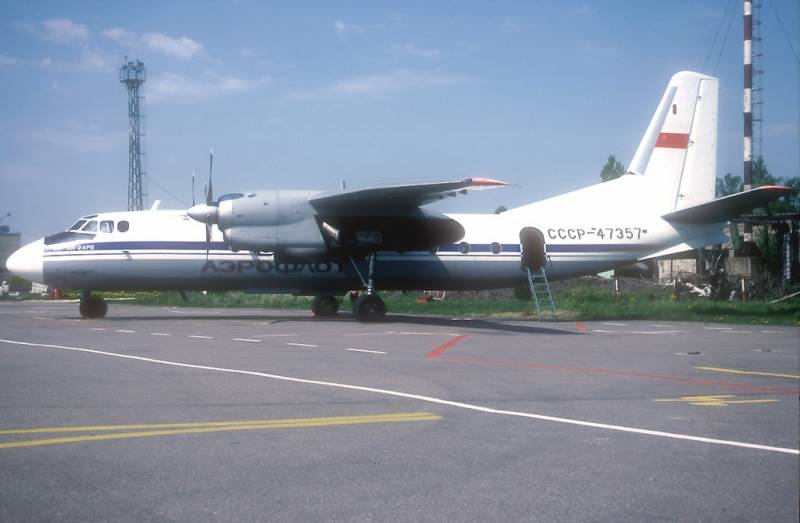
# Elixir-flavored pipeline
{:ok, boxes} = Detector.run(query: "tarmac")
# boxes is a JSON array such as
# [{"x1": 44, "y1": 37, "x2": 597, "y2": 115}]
[{"x1": 0, "y1": 300, "x2": 798, "y2": 522}]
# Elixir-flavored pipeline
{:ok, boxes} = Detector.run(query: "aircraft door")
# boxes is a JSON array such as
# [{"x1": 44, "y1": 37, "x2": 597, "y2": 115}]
[{"x1": 519, "y1": 227, "x2": 546, "y2": 271}]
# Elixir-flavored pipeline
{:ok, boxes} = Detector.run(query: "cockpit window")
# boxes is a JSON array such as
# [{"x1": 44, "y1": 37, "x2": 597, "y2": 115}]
[
  {"x1": 81, "y1": 221, "x2": 98, "y2": 232},
  {"x1": 99, "y1": 220, "x2": 115, "y2": 233},
  {"x1": 68, "y1": 220, "x2": 87, "y2": 231},
  {"x1": 117, "y1": 220, "x2": 130, "y2": 233},
  {"x1": 44, "y1": 231, "x2": 96, "y2": 245}
]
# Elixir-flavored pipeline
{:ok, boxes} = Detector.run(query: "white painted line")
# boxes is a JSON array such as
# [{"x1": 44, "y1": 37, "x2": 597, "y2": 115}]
[
  {"x1": 150, "y1": 333, "x2": 170, "y2": 336},
  {"x1": 34, "y1": 316, "x2": 47, "y2": 320},
  {"x1": 115, "y1": 330, "x2": 135, "y2": 334},
  {"x1": 286, "y1": 342, "x2": 318, "y2": 348},
  {"x1": 166, "y1": 309, "x2": 187, "y2": 314},
  {"x1": 188, "y1": 335, "x2": 213, "y2": 339},
  {"x1": 253, "y1": 334, "x2": 298, "y2": 338},
  {"x1": 344, "y1": 333, "x2": 389, "y2": 337},
  {"x1": 346, "y1": 348, "x2": 387, "y2": 355},
  {"x1": 1, "y1": 337, "x2": 796, "y2": 456},
  {"x1": 648, "y1": 324, "x2": 673, "y2": 328},
  {"x1": 233, "y1": 338, "x2": 260, "y2": 343},
  {"x1": 592, "y1": 329, "x2": 616, "y2": 334},
  {"x1": 720, "y1": 330, "x2": 752, "y2": 334},
  {"x1": 601, "y1": 322, "x2": 626, "y2": 326},
  {"x1": 761, "y1": 330, "x2": 782, "y2": 334},
  {"x1": 89, "y1": 328, "x2": 106, "y2": 331},
  {"x1": 704, "y1": 326, "x2": 734, "y2": 330},
  {"x1": 629, "y1": 331, "x2": 682, "y2": 335}
]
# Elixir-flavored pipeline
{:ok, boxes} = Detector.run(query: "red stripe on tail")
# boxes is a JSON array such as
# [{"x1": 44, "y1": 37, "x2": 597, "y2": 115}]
[{"x1": 655, "y1": 132, "x2": 690, "y2": 149}]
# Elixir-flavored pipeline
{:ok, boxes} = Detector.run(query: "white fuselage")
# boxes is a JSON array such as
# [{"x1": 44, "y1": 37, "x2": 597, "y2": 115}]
[{"x1": 9, "y1": 175, "x2": 726, "y2": 294}]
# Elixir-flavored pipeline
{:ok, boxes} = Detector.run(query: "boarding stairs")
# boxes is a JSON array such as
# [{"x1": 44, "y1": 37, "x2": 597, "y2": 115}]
[{"x1": 525, "y1": 266, "x2": 557, "y2": 321}]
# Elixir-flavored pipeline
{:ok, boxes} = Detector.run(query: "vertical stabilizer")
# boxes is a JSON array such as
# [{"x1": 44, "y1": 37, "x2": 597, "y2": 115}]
[{"x1": 628, "y1": 72, "x2": 718, "y2": 213}]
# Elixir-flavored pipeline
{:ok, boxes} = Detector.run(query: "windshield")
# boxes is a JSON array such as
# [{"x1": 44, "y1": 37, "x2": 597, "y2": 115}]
[
  {"x1": 81, "y1": 221, "x2": 98, "y2": 232},
  {"x1": 44, "y1": 231, "x2": 96, "y2": 245},
  {"x1": 68, "y1": 220, "x2": 87, "y2": 231}
]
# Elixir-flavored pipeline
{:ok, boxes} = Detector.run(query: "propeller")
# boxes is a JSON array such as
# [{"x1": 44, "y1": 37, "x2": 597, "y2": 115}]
[{"x1": 186, "y1": 149, "x2": 219, "y2": 260}]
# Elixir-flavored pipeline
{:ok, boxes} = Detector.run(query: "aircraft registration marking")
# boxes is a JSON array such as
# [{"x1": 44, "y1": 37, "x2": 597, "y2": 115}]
[{"x1": 547, "y1": 227, "x2": 648, "y2": 241}]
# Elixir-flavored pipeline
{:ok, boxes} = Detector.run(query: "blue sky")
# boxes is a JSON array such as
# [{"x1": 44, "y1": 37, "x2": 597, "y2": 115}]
[{"x1": 1, "y1": 1, "x2": 798, "y2": 242}]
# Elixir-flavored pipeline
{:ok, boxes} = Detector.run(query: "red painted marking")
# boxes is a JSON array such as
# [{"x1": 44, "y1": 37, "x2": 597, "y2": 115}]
[
  {"x1": 434, "y1": 354, "x2": 799, "y2": 395},
  {"x1": 655, "y1": 132, "x2": 690, "y2": 149},
  {"x1": 575, "y1": 321, "x2": 586, "y2": 332},
  {"x1": 426, "y1": 335, "x2": 467, "y2": 359},
  {"x1": 467, "y1": 177, "x2": 508, "y2": 187}
]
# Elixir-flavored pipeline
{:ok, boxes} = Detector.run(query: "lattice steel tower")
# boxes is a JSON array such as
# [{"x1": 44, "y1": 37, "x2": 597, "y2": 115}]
[{"x1": 119, "y1": 58, "x2": 146, "y2": 211}]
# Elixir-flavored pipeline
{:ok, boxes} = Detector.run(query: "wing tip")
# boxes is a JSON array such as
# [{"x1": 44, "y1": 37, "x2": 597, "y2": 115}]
[{"x1": 466, "y1": 177, "x2": 508, "y2": 187}]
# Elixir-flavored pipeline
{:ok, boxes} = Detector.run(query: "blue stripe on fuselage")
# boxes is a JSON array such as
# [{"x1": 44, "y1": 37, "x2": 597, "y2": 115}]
[{"x1": 45, "y1": 240, "x2": 653, "y2": 255}]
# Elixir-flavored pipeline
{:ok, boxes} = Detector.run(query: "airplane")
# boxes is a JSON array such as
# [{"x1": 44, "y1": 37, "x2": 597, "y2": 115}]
[{"x1": 6, "y1": 71, "x2": 792, "y2": 322}]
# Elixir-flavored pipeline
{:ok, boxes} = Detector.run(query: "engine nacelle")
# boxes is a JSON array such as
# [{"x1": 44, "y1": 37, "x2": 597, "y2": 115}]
[{"x1": 217, "y1": 190, "x2": 327, "y2": 254}]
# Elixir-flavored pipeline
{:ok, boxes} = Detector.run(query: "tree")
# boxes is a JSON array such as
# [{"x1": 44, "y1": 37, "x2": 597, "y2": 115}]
[
  {"x1": 715, "y1": 173, "x2": 742, "y2": 197},
  {"x1": 600, "y1": 155, "x2": 625, "y2": 182}
]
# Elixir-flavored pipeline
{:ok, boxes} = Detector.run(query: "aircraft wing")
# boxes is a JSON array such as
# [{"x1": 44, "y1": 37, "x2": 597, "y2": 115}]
[
  {"x1": 661, "y1": 185, "x2": 794, "y2": 224},
  {"x1": 308, "y1": 178, "x2": 507, "y2": 214}
]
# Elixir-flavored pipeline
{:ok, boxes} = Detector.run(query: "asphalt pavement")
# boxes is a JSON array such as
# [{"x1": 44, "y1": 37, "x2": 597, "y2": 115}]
[{"x1": 1, "y1": 301, "x2": 798, "y2": 522}]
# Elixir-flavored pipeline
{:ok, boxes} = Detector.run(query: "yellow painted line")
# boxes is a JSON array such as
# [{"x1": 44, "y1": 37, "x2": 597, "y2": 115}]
[
  {"x1": 0, "y1": 412, "x2": 441, "y2": 450},
  {"x1": 654, "y1": 395, "x2": 779, "y2": 407},
  {"x1": 694, "y1": 366, "x2": 799, "y2": 380}
]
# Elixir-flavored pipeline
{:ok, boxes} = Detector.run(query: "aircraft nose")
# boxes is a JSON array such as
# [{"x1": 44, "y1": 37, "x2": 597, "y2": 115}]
[{"x1": 6, "y1": 239, "x2": 45, "y2": 284}]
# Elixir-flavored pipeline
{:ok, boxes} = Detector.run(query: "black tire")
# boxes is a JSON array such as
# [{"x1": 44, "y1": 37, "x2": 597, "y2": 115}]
[
  {"x1": 79, "y1": 297, "x2": 107, "y2": 319},
  {"x1": 354, "y1": 294, "x2": 386, "y2": 322},
  {"x1": 311, "y1": 295, "x2": 339, "y2": 317}
]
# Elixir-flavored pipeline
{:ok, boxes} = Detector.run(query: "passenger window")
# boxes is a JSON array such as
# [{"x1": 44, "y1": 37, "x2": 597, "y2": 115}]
[
  {"x1": 117, "y1": 220, "x2": 130, "y2": 233},
  {"x1": 458, "y1": 242, "x2": 470, "y2": 254},
  {"x1": 81, "y1": 221, "x2": 98, "y2": 232},
  {"x1": 99, "y1": 220, "x2": 115, "y2": 233},
  {"x1": 68, "y1": 220, "x2": 87, "y2": 231}
]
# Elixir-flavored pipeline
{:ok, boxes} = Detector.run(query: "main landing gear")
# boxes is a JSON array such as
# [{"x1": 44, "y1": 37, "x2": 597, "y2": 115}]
[
  {"x1": 311, "y1": 295, "x2": 340, "y2": 317},
  {"x1": 310, "y1": 253, "x2": 386, "y2": 322},
  {"x1": 350, "y1": 252, "x2": 386, "y2": 322},
  {"x1": 79, "y1": 291, "x2": 107, "y2": 319}
]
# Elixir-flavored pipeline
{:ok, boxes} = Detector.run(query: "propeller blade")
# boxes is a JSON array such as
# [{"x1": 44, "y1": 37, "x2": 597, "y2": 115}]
[
  {"x1": 191, "y1": 172, "x2": 196, "y2": 207},
  {"x1": 206, "y1": 148, "x2": 214, "y2": 205}
]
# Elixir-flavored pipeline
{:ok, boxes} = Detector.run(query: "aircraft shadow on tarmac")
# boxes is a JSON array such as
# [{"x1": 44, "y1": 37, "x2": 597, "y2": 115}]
[{"x1": 65, "y1": 311, "x2": 576, "y2": 336}]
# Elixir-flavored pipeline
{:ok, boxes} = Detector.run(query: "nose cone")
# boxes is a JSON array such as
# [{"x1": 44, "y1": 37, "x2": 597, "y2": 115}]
[
  {"x1": 6, "y1": 239, "x2": 44, "y2": 284},
  {"x1": 187, "y1": 203, "x2": 218, "y2": 224}
]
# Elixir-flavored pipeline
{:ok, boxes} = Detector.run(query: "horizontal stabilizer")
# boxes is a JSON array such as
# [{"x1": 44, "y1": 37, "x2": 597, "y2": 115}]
[{"x1": 661, "y1": 186, "x2": 793, "y2": 224}]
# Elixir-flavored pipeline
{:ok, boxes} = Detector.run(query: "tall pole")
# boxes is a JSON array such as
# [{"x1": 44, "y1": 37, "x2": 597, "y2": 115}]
[
  {"x1": 743, "y1": 0, "x2": 753, "y2": 242},
  {"x1": 120, "y1": 58, "x2": 146, "y2": 211},
  {"x1": 743, "y1": 0, "x2": 753, "y2": 192}
]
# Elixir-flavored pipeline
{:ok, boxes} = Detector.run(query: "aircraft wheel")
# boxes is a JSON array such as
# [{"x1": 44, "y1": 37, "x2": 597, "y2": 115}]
[
  {"x1": 311, "y1": 295, "x2": 339, "y2": 317},
  {"x1": 79, "y1": 296, "x2": 108, "y2": 319},
  {"x1": 353, "y1": 294, "x2": 386, "y2": 322}
]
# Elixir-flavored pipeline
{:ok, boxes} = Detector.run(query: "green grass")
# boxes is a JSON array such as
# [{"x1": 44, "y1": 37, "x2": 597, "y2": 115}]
[
  {"x1": 100, "y1": 287, "x2": 800, "y2": 326},
  {"x1": 9, "y1": 286, "x2": 793, "y2": 325}
]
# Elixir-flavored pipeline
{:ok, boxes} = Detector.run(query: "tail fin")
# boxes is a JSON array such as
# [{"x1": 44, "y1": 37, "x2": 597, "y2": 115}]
[{"x1": 628, "y1": 71, "x2": 718, "y2": 213}]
